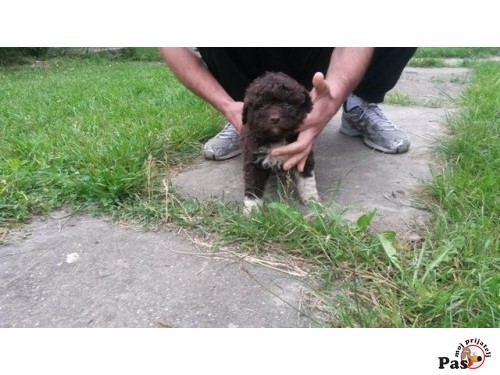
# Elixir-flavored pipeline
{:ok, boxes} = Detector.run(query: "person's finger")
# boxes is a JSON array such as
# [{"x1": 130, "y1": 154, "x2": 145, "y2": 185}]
[
  {"x1": 271, "y1": 140, "x2": 306, "y2": 157},
  {"x1": 272, "y1": 141, "x2": 309, "y2": 171},
  {"x1": 300, "y1": 157, "x2": 308, "y2": 172},
  {"x1": 312, "y1": 72, "x2": 327, "y2": 96},
  {"x1": 283, "y1": 149, "x2": 309, "y2": 172},
  {"x1": 296, "y1": 156, "x2": 307, "y2": 173}
]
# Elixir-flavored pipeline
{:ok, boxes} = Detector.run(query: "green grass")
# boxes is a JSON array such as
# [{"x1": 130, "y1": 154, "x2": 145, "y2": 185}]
[
  {"x1": 419, "y1": 62, "x2": 500, "y2": 326},
  {"x1": 0, "y1": 53, "x2": 221, "y2": 224},
  {"x1": 410, "y1": 47, "x2": 500, "y2": 67},
  {"x1": 0, "y1": 48, "x2": 163, "y2": 66},
  {"x1": 414, "y1": 47, "x2": 500, "y2": 59},
  {"x1": 384, "y1": 92, "x2": 420, "y2": 106},
  {"x1": 1, "y1": 48, "x2": 498, "y2": 327}
]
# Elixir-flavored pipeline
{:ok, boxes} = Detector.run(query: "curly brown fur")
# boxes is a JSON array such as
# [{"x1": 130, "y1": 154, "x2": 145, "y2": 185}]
[{"x1": 240, "y1": 72, "x2": 319, "y2": 212}]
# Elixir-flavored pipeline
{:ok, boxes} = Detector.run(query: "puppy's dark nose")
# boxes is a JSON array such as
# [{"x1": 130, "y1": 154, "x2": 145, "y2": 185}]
[{"x1": 270, "y1": 115, "x2": 280, "y2": 124}]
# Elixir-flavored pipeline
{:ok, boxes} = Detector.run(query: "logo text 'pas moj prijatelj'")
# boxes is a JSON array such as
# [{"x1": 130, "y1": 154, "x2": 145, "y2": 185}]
[{"x1": 438, "y1": 338, "x2": 492, "y2": 370}]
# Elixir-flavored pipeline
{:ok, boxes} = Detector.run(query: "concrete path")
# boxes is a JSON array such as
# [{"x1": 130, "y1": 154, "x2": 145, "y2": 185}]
[
  {"x1": 173, "y1": 67, "x2": 469, "y2": 234},
  {"x1": 0, "y1": 211, "x2": 316, "y2": 327},
  {"x1": 0, "y1": 66, "x2": 469, "y2": 327}
]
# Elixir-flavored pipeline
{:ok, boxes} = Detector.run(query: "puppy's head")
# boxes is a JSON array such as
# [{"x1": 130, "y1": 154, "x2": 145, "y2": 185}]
[{"x1": 242, "y1": 72, "x2": 312, "y2": 141}]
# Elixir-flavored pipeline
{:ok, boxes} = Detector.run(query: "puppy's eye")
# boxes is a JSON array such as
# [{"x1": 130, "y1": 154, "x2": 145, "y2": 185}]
[{"x1": 284, "y1": 103, "x2": 293, "y2": 108}]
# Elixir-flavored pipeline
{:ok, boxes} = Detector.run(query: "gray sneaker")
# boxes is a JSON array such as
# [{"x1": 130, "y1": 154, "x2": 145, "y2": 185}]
[
  {"x1": 203, "y1": 122, "x2": 241, "y2": 160},
  {"x1": 340, "y1": 103, "x2": 410, "y2": 153}
]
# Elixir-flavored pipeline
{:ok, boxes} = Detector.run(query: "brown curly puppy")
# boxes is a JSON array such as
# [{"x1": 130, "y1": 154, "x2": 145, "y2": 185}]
[{"x1": 241, "y1": 71, "x2": 319, "y2": 213}]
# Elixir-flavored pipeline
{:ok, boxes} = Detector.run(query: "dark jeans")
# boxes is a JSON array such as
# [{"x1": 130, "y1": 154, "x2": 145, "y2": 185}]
[{"x1": 197, "y1": 47, "x2": 417, "y2": 103}]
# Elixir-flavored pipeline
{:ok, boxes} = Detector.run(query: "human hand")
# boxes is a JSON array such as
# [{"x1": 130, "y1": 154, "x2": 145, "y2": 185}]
[
  {"x1": 298, "y1": 72, "x2": 335, "y2": 132},
  {"x1": 271, "y1": 72, "x2": 337, "y2": 172},
  {"x1": 272, "y1": 126, "x2": 319, "y2": 172},
  {"x1": 223, "y1": 101, "x2": 245, "y2": 133}
]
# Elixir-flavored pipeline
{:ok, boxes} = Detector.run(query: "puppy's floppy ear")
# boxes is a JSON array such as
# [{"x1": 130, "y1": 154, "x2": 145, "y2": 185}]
[
  {"x1": 242, "y1": 101, "x2": 255, "y2": 126},
  {"x1": 242, "y1": 103, "x2": 249, "y2": 125},
  {"x1": 302, "y1": 89, "x2": 313, "y2": 113}
]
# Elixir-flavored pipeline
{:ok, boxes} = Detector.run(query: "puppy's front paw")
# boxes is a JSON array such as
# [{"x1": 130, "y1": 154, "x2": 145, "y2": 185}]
[
  {"x1": 243, "y1": 196, "x2": 263, "y2": 214},
  {"x1": 253, "y1": 145, "x2": 288, "y2": 171}
]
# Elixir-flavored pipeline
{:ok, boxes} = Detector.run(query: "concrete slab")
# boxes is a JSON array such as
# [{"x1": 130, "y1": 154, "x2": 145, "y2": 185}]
[
  {"x1": 172, "y1": 106, "x2": 448, "y2": 234},
  {"x1": 390, "y1": 67, "x2": 469, "y2": 106},
  {"x1": 0, "y1": 212, "x2": 316, "y2": 327},
  {"x1": 315, "y1": 105, "x2": 447, "y2": 232},
  {"x1": 172, "y1": 67, "x2": 469, "y2": 235}
]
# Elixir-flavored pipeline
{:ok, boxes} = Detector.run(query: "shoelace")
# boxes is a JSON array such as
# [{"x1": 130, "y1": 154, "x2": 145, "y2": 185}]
[
  {"x1": 362, "y1": 104, "x2": 398, "y2": 131},
  {"x1": 217, "y1": 124, "x2": 238, "y2": 139}
]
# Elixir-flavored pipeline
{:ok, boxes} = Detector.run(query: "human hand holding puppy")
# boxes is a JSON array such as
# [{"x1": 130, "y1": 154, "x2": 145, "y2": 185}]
[
  {"x1": 272, "y1": 47, "x2": 374, "y2": 172},
  {"x1": 271, "y1": 72, "x2": 336, "y2": 172},
  {"x1": 229, "y1": 72, "x2": 333, "y2": 136}
]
